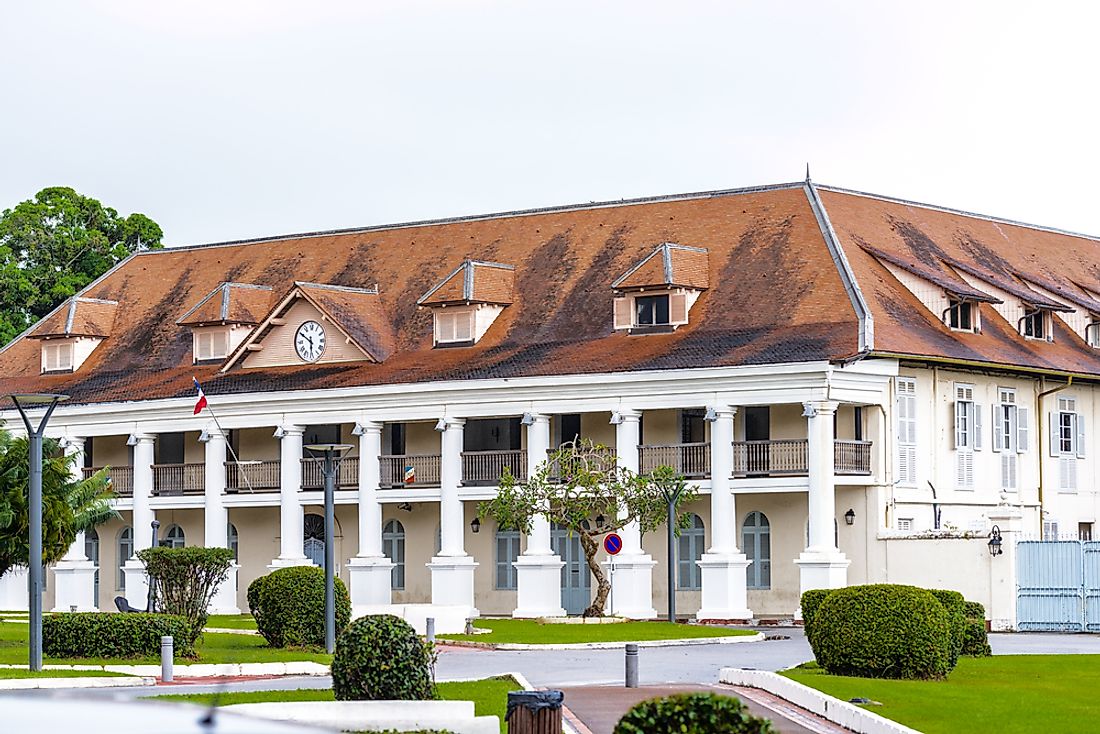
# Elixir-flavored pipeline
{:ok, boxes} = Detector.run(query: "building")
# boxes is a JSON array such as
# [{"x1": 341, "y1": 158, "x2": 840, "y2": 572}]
[{"x1": 0, "y1": 176, "x2": 1095, "y2": 628}]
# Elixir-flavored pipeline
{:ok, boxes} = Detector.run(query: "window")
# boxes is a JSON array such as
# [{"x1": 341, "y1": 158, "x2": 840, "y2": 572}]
[
  {"x1": 1053, "y1": 397, "x2": 1083, "y2": 492},
  {"x1": 162, "y1": 524, "x2": 186, "y2": 548},
  {"x1": 742, "y1": 512, "x2": 771, "y2": 590},
  {"x1": 85, "y1": 528, "x2": 100, "y2": 604},
  {"x1": 383, "y1": 520, "x2": 405, "y2": 590},
  {"x1": 304, "y1": 513, "x2": 325, "y2": 566},
  {"x1": 634, "y1": 295, "x2": 670, "y2": 326},
  {"x1": 227, "y1": 523, "x2": 239, "y2": 562},
  {"x1": 953, "y1": 383, "x2": 981, "y2": 489},
  {"x1": 42, "y1": 341, "x2": 74, "y2": 373},
  {"x1": 896, "y1": 378, "x2": 917, "y2": 486},
  {"x1": 1088, "y1": 322, "x2": 1100, "y2": 348},
  {"x1": 434, "y1": 308, "x2": 474, "y2": 344},
  {"x1": 897, "y1": 518, "x2": 914, "y2": 532},
  {"x1": 194, "y1": 329, "x2": 230, "y2": 362},
  {"x1": 1043, "y1": 520, "x2": 1060, "y2": 540},
  {"x1": 495, "y1": 527, "x2": 521, "y2": 590},
  {"x1": 117, "y1": 526, "x2": 133, "y2": 590},
  {"x1": 994, "y1": 388, "x2": 1027, "y2": 491},
  {"x1": 1022, "y1": 309, "x2": 1047, "y2": 339},
  {"x1": 946, "y1": 299, "x2": 974, "y2": 330},
  {"x1": 677, "y1": 514, "x2": 705, "y2": 590},
  {"x1": 1080, "y1": 522, "x2": 1094, "y2": 542}
]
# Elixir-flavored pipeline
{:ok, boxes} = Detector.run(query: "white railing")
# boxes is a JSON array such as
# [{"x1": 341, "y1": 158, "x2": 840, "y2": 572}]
[
  {"x1": 461, "y1": 450, "x2": 526, "y2": 486},
  {"x1": 638, "y1": 443, "x2": 710, "y2": 478},
  {"x1": 301, "y1": 456, "x2": 360, "y2": 490},
  {"x1": 151, "y1": 463, "x2": 205, "y2": 496},
  {"x1": 225, "y1": 460, "x2": 281, "y2": 492},
  {"x1": 379, "y1": 454, "x2": 442, "y2": 487}
]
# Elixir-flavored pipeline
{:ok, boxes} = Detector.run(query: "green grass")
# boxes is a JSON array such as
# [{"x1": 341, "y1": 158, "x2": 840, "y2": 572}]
[
  {"x1": 0, "y1": 622, "x2": 329, "y2": 666},
  {"x1": 784, "y1": 656, "x2": 1100, "y2": 734},
  {"x1": 440, "y1": 618, "x2": 752, "y2": 645},
  {"x1": 205, "y1": 614, "x2": 257, "y2": 630},
  {"x1": 0, "y1": 668, "x2": 130, "y2": 678},
  {"x1": 152, "y1": 676, "x2": 519, "y2": 734}
]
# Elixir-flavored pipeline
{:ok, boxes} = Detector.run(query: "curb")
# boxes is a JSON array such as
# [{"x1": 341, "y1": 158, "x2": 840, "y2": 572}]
[
  {"x1": 719, "y1": 668, "x2": 920, "y2": 734},
  {"x1": 441, "y1": 632, "x2": 764, "y2": 651},
  {"x1": 0, "y1": 676, "x2": 157, "y2": 690},
  {"x1": 0, "y1": 661, "x2": 330, "y2": 678},
  {"x1": 204, "y1": 627, "x2": 260, "y2": 636}
]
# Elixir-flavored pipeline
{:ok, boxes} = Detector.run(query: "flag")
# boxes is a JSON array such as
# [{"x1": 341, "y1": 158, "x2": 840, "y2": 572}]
[{"x1": 193, "y1": 377, "x2": 208, "y2": 415}]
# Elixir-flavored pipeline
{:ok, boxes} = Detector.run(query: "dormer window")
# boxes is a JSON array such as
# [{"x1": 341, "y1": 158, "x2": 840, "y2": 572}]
[
  {"x1": 635, "y1": 294, "x2": 670, "y2": 326},
  {"x1": 612, "y1": 243, "x2": 708, "y2": 333},
  {"x1": 1087, "y1": 321, "x2": 1100, "y2": 348},
  {"x1": 1021, "y1": 309, "x2": 1049, "y2": 340},
  {"x1": 42, "y1": 340, "x2": 75, "y2": 373},
  {"x1": 945, "y1": 299, "x2": 978, "y2": 332},
  {"x1": 194, "y1": 328, "x2": 230, "y2": 361},
  {"x1": 27, "y1": 296, "x2": 117, "y2": 374},
  {"x1": 434, "y1": 307, "x2": 475, "y2": 345},
  {"x1": 417, "y1": 260, "x2": 514, "y2": 348},
  {"x1": 177, "y1": 283, "x2": 274, "y2": 365}
]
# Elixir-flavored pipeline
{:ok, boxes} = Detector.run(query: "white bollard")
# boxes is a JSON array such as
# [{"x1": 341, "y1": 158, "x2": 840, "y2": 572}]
[
  {"x1": 426, "y1": 617, "x2": 436, "y2": 643},
  {"x1": 161, "y1": 635, "x2": 173, "y2": 682}
]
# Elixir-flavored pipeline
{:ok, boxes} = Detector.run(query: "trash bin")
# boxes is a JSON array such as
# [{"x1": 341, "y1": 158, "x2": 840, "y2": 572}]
[{"x1": 506, "y1": 690, "x2": 564, "y2": 734}]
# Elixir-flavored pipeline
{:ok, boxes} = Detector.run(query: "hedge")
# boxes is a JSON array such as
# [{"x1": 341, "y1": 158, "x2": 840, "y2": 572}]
[
  {"x1": 138, "y1": 546, "x2": 235, "y2": 633},
  {"x1": 613, "y1": 692, "x2": 775, "y2": 734},
  {"x1": 799, "y1": 589, "x2": 834, "y2": 647},
  {"x1": 962, "y1": 600, "x2": 992, "y2": 657},
  {"x1": 332, "y1": 615, "x2": 435, "y2": 701},
  {"x1": 43, "y1": 612, "x2": 196, "y2": 658},
  {"x1": 927, "y1": 589, "x2": 966, "y2": 669},
  {"x1": 248, "y1": 565, "x2": 351, "y2": 648},
  {"x1": 811, "y1": 584, "x2": 952, "y2": 680}
]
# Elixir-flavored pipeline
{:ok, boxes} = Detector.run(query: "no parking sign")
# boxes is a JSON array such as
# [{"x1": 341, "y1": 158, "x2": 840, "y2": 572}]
[{"x1": 603, "y1": 532, "x2": 623, "y2": 555}]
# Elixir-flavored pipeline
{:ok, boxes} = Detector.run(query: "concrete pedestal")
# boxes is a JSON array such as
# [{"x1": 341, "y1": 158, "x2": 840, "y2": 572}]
[
  {"x1": 512, "y1": 554, "x2": 566, "y2": 618},
  {"x1": 428, "y1": 555, "x2": 479, "y2": 618},
  {"x1": 123, "y1": 559, "x2": 151, "y2": 610},
  {"x1": 208, "y1": 563, "x2": 240, "y2": 615},
  {"x1": 267, "y1": 556, "x2": 313, "y2": 572},
  {"x1": 604, "y1": 554, "x2": 657, "y2": 619},
  {"x1": 51, "y1": 559, "x2": 98, "y2": 612},
  {"x1": 0, "y1": 567, "x2": 28, "y2": 611},
  {"x1": 348, "y1": 555, "x2": 395, "y2": 607},
  {"x1": 695, "y1": 552, "x2": 753, "y2": 622},
  {"x1": 794, "y1": 549, "x2": 850, "y2": 617}
]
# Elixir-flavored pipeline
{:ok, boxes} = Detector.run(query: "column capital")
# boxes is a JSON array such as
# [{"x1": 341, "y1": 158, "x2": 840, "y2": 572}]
[
  {"x1": 352, "y1": 421, "x2": 384, "y2": 436},
  {"x1": 521, "y1": 412, "x2": 551, "y2": 426},
  {"x1": 704, "y1": 406, "x2": 738, "y2": 422},
  {"x1": 802, "y1": 400, "x2": 839, "y2": 418},
  {"x1": 199, "y1": 426, "x2": 228, "y2": 442},
  {"x1": 435, "y1": 416, "x2": 466, "y2": 432},
  {"x1": 59, "y1": 436, "x2": 86, "y2": 451},
  {"x1": 127, "y1": 433, "x2": 156, "y2": 446},
  {"x1": 274, "y1": 424, "x2": 304, "y2": 438},
  {"x1": 610, "y1": 409, "x2": 642, "y2": 425}
]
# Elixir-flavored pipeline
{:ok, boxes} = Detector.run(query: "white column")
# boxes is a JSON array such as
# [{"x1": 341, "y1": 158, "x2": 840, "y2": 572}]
[
  {"x1": 53, "y1": 437, "x2": 98, "y2": 612},
  {"x1": 201, "y1": 427, "x2": 239, "y2": 613},
  {"x1": 270, "y1": 425, "x2": 310, "y2": 568},
  {"x1": 124, "y1": 433, "x2": 156, "y2": 608},
  {"x1": 428, "y1": 417, "x2": 478, "y2": 617},
  {"x1": 348, "y1": 421, "x2": 394, "y2": 610},
  {"x1": 606, "y1": 409, "x2": 657, "y2": 619},
  {"x1": 696, "y1": 407, "x2": 752, "y2": 621},
  {"x1": 795, "y1": 400, "x2": 849, "y2": 611},
  {"x1": 987, "y1": 507, "x2": 1022, "y2": 631},
  {"x1": 513, "y1": 413, "x2": 565, "y2": 618}
]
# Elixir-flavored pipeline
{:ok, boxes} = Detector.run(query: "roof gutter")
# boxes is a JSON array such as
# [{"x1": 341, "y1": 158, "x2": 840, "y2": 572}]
[
  {"x1": 869, "y1": 350, "x2": 1099, "y2": 383},
  {"x1": 804, "y1": 179, "x2": 874, "y2": 353}
]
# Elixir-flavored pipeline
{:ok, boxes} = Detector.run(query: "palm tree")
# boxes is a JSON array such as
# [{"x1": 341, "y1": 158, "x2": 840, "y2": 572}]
[{"x1": 0, "y1": 430, "x2": 116, "y2": 579}]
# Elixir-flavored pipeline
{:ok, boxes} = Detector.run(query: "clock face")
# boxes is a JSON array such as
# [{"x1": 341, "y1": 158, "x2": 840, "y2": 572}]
[{"x1": 295, "y1": 320, "x2": 326, "y2": 362}]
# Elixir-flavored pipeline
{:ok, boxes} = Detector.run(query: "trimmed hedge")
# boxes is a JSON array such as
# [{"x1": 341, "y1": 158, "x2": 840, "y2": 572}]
[
  {"x1": 332, "y1": 615, "x2": 435, "y2": 701},
  {"x1": 138, "y1": 546, "x2": 235, "y2": 633},
  {"x1": 811, "y1": 584, "x2": 952, "y2": 680},
  {"x1": 43, "y1": 612, "x2": 196, "y2": 658},
  {"x1": 613, "y1": 692, "x2": 775, "y2": 734},
  {"x1": 928, "y1": 589, "x2": 966, "y2": 668},
  {"x1": 962, "y1": 600, "x2": 992, "y2": 657},
  {"x1": 248, "y1": 565, "x2": 351, "y2": 648},
  {"x1": 799, "y1": 589, "x2": 834, "y2": 647}
]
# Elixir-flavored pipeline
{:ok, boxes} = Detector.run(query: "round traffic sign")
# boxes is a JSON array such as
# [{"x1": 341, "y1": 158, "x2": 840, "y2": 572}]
[{"x1": 603, "y1": 532, "x2": 623, "y2": 556}]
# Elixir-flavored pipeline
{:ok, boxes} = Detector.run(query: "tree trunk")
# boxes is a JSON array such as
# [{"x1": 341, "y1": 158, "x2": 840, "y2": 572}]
[{"x1": 580, "y1": 532, "x2": 610, "y2": 617}]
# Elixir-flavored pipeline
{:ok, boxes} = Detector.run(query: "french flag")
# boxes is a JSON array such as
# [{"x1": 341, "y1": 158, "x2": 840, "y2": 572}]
[{"x1": 192, "y1": 377, "x2": 208, "y2": 415}]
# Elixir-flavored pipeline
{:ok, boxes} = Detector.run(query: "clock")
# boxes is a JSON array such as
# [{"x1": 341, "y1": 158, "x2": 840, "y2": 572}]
[{"x1": 294, "y1": 320, "x2": 326, "y2": 362}]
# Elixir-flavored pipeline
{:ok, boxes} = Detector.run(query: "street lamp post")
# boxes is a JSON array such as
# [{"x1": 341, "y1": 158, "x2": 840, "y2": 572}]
[
  {"x1": 304, "y1": 442, "x2": 353, "y2": 654},
  {"x1": 10, "y1": 393, "x2": 69, "y2": 671}
]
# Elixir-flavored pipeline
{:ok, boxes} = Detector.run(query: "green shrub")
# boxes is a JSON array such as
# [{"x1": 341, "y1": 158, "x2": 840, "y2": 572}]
[
  {"x1": 43, "y1": 612, "x2": 196, "y2": 658},
  {"x1": 811, "y1": 584, "x2": 952, "y2": 680},
  {"x1": 138, "y1": 546, "x2": 235, "y2": 633},
  {"x1": 962, "y1": 600, "x2": 991, "y2": 657},
  {"x1": 613, "y1": 692, "x2": 775, "y2": 734},
  {"x1": 963, "y1": 600, "x2": 986, "y2": 620},
  {"x1": 927, "y1": 588, "x2": 966, "y2": 669},
  {"x1": 332, "y1": 615, "x2": 434, "y2": 701},
  {"x1": 799, "y1": 589, "x2": 834, "y2": 647},
  {"x1": 250, "y1": 565, "x2": 351, "y2": 648}
]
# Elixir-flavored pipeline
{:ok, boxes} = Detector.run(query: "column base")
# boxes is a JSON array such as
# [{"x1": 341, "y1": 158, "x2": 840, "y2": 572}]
[
  {"x1": 348, "y1": 555, "x2": 395, "y2": 607},
  {"x1": 0, "y1": 567, "x2": 28, "y2": 611},
  {"x1": 52, "y1": 559, "x2": 98, "y2": 612},
  {"x1": 267, "y1": 556, "x2": 313, "y2": 571},
  {"x1": 123, "y1": 559, "x2": 151, "y2": 610},
  {"x1": 794, "y1": 549, "x2": 850, "y2": 617},
  {"x1": 604, "y1": 554, "x2": 657, "y2": 619},
  {"x1": 428, "y1": 555, "x2": 479, "y2": 618},
  {"x1": 208, "y1": 563, "x2": 240, "y2": 615},
  {"x1": 695, "y1": 552, "x2": 753, "y2": 622},
  {"x1": 512, "y1": 553, "x2": 566, "y2": 619}
]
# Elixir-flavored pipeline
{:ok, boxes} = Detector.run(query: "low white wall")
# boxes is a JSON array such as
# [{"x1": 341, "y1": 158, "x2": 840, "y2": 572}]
[
  {"x1": 354, "y1": 603, "x2": 470, "y2": 634},
  {"x1": 222, "y1": 700, "x2": 498, "y2": 734}
]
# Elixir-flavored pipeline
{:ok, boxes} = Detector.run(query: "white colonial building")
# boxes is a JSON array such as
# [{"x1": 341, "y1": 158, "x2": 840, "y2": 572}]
[{"x1": 2, "y1": 177, "x2": 1097, "y2": 630}]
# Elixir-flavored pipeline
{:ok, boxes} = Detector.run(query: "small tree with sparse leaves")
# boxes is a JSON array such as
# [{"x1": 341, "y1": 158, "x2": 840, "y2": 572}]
[{"x1": 479, "y1": 439, "x2": 698, "y2": 617}]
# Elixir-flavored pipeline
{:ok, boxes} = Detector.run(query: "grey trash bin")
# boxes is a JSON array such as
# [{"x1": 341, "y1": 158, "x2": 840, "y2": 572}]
[{"x1": 506, "y1": 690, "x2": 564, "y2": 734}]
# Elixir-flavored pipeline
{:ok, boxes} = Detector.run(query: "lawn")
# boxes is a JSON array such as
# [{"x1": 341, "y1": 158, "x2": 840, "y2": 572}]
[
  {"x1": 439, "y1": 618, "x2": 753, "y2": 644},
  {"x1": 205, "y1": 614, "x2": 257, "y2": 630},
  {"x1": 0, "y1": 621, "x2": 329, "y2": 666},
  {"x1": 153, "y1": 675, "x2": 519, "y2": 734},
  {"x1": 784, "y1": 656, "x2": 1100, "y2": 734}
]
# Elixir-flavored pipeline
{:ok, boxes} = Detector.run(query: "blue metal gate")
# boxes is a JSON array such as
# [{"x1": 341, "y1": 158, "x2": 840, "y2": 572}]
[{"x1": 1017, "y1": 540, "x2": 1100, "y2": 632}]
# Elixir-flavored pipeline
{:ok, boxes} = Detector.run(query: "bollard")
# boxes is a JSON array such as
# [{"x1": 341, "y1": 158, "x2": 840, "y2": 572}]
[
  {"x1": 625, "y1": 643, "x2": 638, "y2": 688},
  {"x1": 160, "y1": 635, "x2": 173, "y2": 682},
  {"x1": 426, "y1": 617, "x2": 436, "y2": 643}
]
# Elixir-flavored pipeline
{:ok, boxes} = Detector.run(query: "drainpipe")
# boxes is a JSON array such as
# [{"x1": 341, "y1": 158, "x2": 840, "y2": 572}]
[{"x1": 1036, "y1": 376, "x2": 1073, "y2": 536}]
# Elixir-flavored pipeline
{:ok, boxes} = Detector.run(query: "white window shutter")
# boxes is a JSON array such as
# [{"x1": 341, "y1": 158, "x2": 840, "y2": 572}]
[
  {"x1": 1061, "y1": 456, "x2": 1077, "y2": 491},
  {"x1": 1050, "y1": 412, "x2": 1060, "y2": 457},
  {"x1": 669, "y1": 293, "x2": 688, "y2": 325},
  {"x1": 613, "y1": 297, "x2": 632, "y2": 329},
  {"x1": 455, "y1": 311, "x2": 473, "y2": 341},
  {"x1": 953, "y1": 401, "x2": 965, "y2": 449},
  {"x1": 991, "y1": 405, "x2": 1002, "y2": 452},
  {"x1": 1076, "y1": 413, "x2": 1086, "y2": 459},
  {"x1": 973, "y1": 403, "x2": 982, "y2": 451},
  {"x1": 956, "y1": 450, "x2": 973, "y2": 488},
  {"x1": 1017, "y1": 407, "x2": 1029, "y2": 453}
]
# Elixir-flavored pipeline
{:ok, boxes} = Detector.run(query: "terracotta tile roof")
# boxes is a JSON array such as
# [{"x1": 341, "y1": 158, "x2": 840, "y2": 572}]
[
  {"x1": 612, "y1": 243, "x2": 710, "y2": 291},
  {"x1": 417, "y1": 260, "x2": 515, "y2": 306},
  {"x1": 28, "y1": 298, "x2": 118, "y2": 339},
  {"x1": 176, "y1": 283, "x2": 274, "y2": 326},
  {"x1": 942, "y1": 259, "x2": 1072, "y2": 312},
  {"x1": 856, "y1": 242, "x2": 999, "y2": 303}
]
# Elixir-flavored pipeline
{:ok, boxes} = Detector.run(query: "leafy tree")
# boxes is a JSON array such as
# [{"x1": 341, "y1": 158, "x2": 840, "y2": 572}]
[
  {"x1": 479, "y1": 439, "x2": 698, "y2": 617},
  {"x1": 0, "y1": 187, "x2": 163, "y2": 344},
  {"x1": 137, "y1": 546, "x2": 235, "y2": 633},
  {"x1": 0, "y1": 430, "x2": 117, "y2": 579}
]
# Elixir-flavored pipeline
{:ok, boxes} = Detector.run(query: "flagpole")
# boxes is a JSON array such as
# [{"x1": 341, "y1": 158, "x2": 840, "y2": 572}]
[{"x1": 195, "y1": 377, "x2": 255, "y2": 493}]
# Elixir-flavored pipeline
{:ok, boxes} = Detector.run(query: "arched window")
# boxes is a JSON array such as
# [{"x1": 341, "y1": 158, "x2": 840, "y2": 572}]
[
  {"x1": 743, "y1": 511, "x2": 771, "y2": 590},
  {"x1": 85, "y1": 529, "x2": 100, "y2": 604},
  {"x1": 227, "y1": 523, "x2": 239, "y2": 562},
  {"x1": 495, "y1": 527, "x2": 521, "y2": 590},
  {"x1": 383, "y1": 520, "x2": 405, "y2": 590},
  {"x1": 117, "y1": 526, "x2": 133, "y2": 591},
  {"x1": 164, "y1": 524, "x2": 186, "y2": 548},
  {"x1": 304, "y1": 513, "x2": 325, "y2": 566},
  {"x1": 676, "y1": 513, "x2": 705, "y2": 590}
]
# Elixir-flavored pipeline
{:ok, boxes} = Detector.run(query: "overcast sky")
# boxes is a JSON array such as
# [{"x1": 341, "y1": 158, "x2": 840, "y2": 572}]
[{"x1": 2, "y1": 2, "x2": 1099, "y2": 246}]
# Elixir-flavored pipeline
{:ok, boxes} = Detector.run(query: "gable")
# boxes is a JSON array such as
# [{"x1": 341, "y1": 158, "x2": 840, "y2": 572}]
[{"x1": 241, "y1": 297, "x2": 370, "y2": 369}]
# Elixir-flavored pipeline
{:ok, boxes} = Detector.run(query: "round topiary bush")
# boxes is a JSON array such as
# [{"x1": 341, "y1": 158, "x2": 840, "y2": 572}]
[
  {"x1": 799, "y1": 588, "x2": 834, "y2": 648},
  {"x1": 962, "y1": 600, "x2": 991, "y2": 657},
  {"x1": 812, "y1": 584, "x2": 952, "y2": 680},
  {"x1": 332, "y1": 614, "x2": 434, "y2": 701},
  {"x1": 250, "y1": 565, "x2": 351, "y2": 648},
  {"x1": 613, "y1": 693, "x2": 775, "y2": 734}
]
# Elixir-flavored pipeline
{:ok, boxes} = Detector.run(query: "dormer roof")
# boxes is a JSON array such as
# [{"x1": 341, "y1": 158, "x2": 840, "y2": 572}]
[
  {"x1": 946, "y1": 259, "x2": 1074, "y2": 312},
  {"x1": 177, "y1": 282, "x2": 274, "y2": 327},
  {"x1": 612, "y1": 243, "x2": 709, "y2": 291},
  {"x1": 28, "y1": 297, "x2": 118, "y2": 339},
  {"x1": 417, "y1": 260, "x2": 515, "y2": 307},
  {"x1": 859, "y1": 243, "x2": 1000, "y2": 303},
  {"x1": 1020, "y1": 274, "x2": 1100, "y2": 317}
]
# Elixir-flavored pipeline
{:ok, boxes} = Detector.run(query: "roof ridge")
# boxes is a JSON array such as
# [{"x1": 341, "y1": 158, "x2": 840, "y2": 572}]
[{"x1": 294, "y1": 281, "x2": 379, "y2": 295}]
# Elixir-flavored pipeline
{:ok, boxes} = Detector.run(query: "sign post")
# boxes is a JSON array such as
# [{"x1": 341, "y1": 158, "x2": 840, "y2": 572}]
[{"x1": 604, "y1": 533, "x2": 622, "y2": 616}]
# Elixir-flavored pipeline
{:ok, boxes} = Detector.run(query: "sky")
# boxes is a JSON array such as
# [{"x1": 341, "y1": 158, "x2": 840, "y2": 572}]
[{"x1": 2, "y1": 2, "x2": 1099, "y2": 246}]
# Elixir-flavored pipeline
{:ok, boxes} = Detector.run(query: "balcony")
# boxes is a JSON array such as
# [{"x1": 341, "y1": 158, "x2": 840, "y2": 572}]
[
  {"x1": 461, "y1": 450, "x2": 526, "y2": 486},
  {"x1": 83, "y1": 466, "x2": 133, "y2": 497},
  {"x1": 151, "y1": 463, "x2": 205, "y2": 496},
  {"x1": 731, "y1": 439, "x2": 872, "y2": 477},
  {"x1": 225, "y1": 460, "x2": 281, "y2": 493},
  {"x1": 639, "y1": 443, "x2": 710, "y2": 478},
  {"x1": 380, "y1": 454, "x2": 442, "y2": 488},
  {"x1": 301, "y1": 456, "x2": 359, "y2": 490}
]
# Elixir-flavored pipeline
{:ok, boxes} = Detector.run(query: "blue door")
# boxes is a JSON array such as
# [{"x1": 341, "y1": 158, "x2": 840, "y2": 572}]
[{"x1": 552, "y1": 523, "x2": 591, "y2": 615}]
